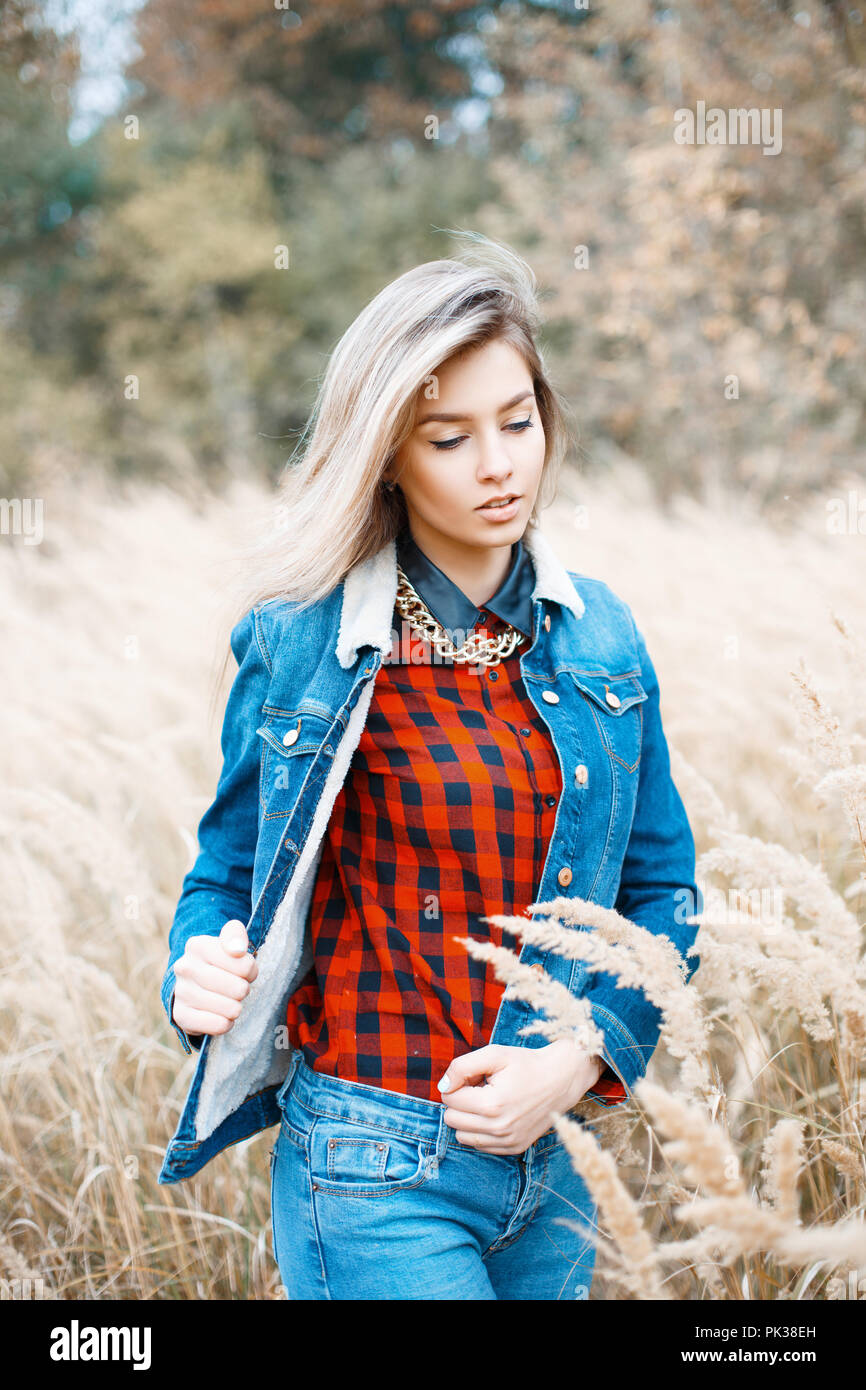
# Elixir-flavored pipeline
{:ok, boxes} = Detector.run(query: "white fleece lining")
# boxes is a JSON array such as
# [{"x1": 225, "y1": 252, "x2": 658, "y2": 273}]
[
  {"x1": 192, "y1": 525, "x2": 585, "y2": 1142},
  {"x1": 336, "y1": 536, "x2": 399, "y2": 669},
  {"x1": 194, "y1": 672, "x2": 380, "y2": 1140}
]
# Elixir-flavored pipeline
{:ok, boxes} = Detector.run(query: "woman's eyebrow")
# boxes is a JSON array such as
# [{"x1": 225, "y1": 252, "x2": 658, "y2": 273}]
[{"x1": 416, "y1": 389, "x2": 535, "y2": 426}]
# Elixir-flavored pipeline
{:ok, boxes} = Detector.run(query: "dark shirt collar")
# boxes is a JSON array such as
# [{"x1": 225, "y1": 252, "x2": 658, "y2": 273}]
[{"x1": 395, "y1": 524, "x2": 536, "y2": 641}]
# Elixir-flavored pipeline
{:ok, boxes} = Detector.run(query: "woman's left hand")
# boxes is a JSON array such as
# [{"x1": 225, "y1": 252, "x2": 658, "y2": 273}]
[{"x1": 437, "y1": 1042, "x2": 606, "y2": 1155}]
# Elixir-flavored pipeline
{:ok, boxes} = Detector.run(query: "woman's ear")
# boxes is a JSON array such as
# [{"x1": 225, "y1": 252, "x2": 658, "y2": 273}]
[{"x1": 381, "y1": 451, "x2": 397, "y2": 490}]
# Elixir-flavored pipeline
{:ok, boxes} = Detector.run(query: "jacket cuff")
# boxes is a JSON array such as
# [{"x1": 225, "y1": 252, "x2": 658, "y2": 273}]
[
  {"x1": 582, "y1": 1002, "x2": 645, "y2": 1108},
  {"x1": 161, "y1": 966, "x2": 203, "y2": 1056},
  {"x1": 585, "y1": 1062, "x2": 628, "y2": 1107}
]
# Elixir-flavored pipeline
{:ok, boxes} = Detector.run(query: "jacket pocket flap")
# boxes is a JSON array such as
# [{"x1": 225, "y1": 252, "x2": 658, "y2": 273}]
[
  {"x1": 256, "y1": 709, "x2": 335, "y2": 757},
  {"x1": 568, "y1": 670, "x2": 647, "y2": 715}
]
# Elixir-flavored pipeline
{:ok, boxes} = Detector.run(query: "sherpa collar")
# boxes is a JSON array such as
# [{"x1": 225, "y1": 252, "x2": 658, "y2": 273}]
[{"x1": 335, "y1": 523, "x2": 585, "y2": 670}]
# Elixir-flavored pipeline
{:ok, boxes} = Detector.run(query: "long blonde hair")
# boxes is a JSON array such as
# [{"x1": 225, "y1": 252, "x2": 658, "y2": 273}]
[{"x1": 213, "y1": 231, "x2": 576, "y2": 709}]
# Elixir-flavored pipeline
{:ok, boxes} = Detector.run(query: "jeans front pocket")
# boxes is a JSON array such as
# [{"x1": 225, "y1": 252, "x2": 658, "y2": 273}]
[{"x1": 309, "y1": 1117, "x2": 433, "y2": 1198}]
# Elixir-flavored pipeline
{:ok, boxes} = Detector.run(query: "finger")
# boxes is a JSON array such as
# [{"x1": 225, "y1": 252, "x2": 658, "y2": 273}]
[
  {"x1": 175, "y1": 979, "x2": 245, "y2": 1021},
  {"x1": 438, "y1": 1045, "x2": 507, "y2": 1095},
  {"x1": 440, "y1": 1085, "x2": 500, "y2": 1117},
  {"x1": 219, "y1": 919, "x2": 250, "y2": 956},
  {"x1": 454, "y1": 1131, "x2": 516, "y2": 1155},
  {"x1": 444, "y1": 1107, "x2": 504, "y2": 1135},
  {"x1": 189, "y1": 935, "x2": 257, "y2": 980},
  {"x1": 219, "y1": 920, "x2": 249, "y2": 955},
  {"x1": 173, "y1": 1005, "x2": 236, "y2": 1037},
  {"x1": 177, "y1": 957, "x2": 252, "y2": 1002}
]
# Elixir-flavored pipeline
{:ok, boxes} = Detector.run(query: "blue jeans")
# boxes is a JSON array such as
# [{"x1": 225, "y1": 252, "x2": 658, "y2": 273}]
[{"x1": 269, "y1": 1053, "x2": 599, "y2": 1300}]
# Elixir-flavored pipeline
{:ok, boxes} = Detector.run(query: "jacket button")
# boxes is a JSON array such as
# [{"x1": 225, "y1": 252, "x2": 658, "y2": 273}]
[
  {"x1": 283, "y1": 725, "x2": 300, "y2": 746},
  {"x1": 574, "y1": 764, "x2": 588, "y2": 786},
  {"x1": 557, "y1": 866, "x2": 573, "y2": 887},
  {"x1": 541, "y1": 690, "x2": 559, "y2": 704},
  {"x1": 605, "y1": 689, "x2": 621, "y2": 708},
  {"x1": 543, "y1": 614, "x2": 551, "y2": 631}
]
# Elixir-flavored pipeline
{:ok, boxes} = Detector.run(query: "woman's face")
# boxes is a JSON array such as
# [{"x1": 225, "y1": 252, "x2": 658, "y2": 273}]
[{"x1": 388, "y1": 336, "x2": 546, "y2": 553}]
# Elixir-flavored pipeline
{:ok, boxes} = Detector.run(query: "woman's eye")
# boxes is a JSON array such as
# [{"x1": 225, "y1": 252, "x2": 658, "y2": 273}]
[
  {"x1": 430, "y1": 418, "x2": 534, "y2": 452},
  {"x1": 431, "y1": 435, "x2": 466, "y2": 452}
]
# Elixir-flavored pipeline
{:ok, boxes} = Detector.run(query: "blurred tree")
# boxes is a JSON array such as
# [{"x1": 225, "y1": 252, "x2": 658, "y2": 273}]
[
  {"x1": 474, "y1": 0, "x2": 866, "y2": 509},
  {"x1": 126, "y1": 0, "x2": 589, "y2": 179},
  {"x1": 0, "y1": 1, "x2": 109, "y2": 490},
  {"x1": 1, "y1": 0, "x2": 506, "y2": 488},
  {"x1": 0, "y1": 0, "x2": 101, "y2": 348},
  {"x1": 80, "y1": 118, "x2": 497, "y2": 483},
  {"x1": 128, "y1": 0, "x2": 482, "y2": 184},
  {"x1": 0, "y1": 1, "x2": 82, "y2": 261}
]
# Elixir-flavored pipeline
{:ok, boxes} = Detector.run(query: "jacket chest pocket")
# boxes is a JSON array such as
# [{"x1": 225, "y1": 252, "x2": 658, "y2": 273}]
[
  {"x1": 256, "y1": 708, "x2": 337, "y2": 821},
  {"x1": 567, "y1": 671, "x2": 647, "y2": 774}
]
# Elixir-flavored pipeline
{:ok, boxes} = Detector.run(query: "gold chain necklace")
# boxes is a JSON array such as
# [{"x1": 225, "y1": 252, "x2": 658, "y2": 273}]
[{"x1": 395, "y1": 564, "x2": 526, "y2": 668}]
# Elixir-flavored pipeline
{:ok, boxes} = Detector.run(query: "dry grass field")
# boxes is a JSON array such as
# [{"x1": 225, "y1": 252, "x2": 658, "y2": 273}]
[{"x1": 2, "y1": 463, "x2": 864, "y2": 1300}]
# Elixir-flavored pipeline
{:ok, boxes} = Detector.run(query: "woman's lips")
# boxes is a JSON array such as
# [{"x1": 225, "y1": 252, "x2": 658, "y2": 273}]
[{"x1": 476, "y1": 495, "x2": 522, "y2": 521}]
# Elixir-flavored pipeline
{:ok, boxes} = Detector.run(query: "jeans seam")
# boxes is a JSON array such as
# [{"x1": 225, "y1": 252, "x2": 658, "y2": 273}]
[
  {"x1": 305, "y1": 1146, "x2": 333, "y2": 1300},
  {"x1": 279, "y1": 1112, "x2": 308, "y2": 1151},
  {"x1": 269, "y1": 1141, "x2": 281, "y2": 1276},
  {"x1": 271, "y1": 1115, "x2": 331, "y2": 1298}
]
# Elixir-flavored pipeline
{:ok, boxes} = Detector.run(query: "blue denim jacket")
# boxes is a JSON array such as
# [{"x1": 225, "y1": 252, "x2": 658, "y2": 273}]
[{"x1": 157, "y1": 524, "x2": 701, "y2": 1185}]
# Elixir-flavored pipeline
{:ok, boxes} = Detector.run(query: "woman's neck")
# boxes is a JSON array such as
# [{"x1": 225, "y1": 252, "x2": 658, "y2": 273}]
[{"x1": 401, "y1": 519, "x2": 517, "y2": 609}]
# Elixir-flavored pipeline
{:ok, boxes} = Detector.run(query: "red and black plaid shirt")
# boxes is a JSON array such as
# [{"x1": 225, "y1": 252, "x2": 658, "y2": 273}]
[{"x1": 285, "y1": 528, "x2": 627, "y2": 1106}]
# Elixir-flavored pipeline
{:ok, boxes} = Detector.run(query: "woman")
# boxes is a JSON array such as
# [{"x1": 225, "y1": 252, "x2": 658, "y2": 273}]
[{"x1": 158, "y1": 235, "x2": 701, "y2": 1301}]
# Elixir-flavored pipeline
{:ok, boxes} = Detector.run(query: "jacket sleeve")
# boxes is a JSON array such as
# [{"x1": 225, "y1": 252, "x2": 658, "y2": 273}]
[
  {"x1": 582, "y1": 617, "x2": 702, "y2": 1107},
  {"x1": 160, "y1": 607, "x2": 272, "y2": 1054}
]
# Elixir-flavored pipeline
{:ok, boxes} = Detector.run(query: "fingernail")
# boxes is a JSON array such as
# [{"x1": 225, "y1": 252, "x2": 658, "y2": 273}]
[{"x1": 438, "y1": 1075, "x2": 451, "y2": 1092}]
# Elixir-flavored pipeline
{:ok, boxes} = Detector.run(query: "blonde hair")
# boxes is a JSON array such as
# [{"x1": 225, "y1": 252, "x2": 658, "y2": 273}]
[{"x1": 213, "y1": 231, "x2": 575, "y2": 708}]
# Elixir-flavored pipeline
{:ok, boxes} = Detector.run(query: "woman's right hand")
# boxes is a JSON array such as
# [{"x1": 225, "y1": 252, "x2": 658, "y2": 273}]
[{"x1": 171, "y1": 919, "x2": 259, "y2": 1038}]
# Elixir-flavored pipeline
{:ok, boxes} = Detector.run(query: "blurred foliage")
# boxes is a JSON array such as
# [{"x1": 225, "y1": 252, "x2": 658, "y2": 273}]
[
  {"x1": 475, "y1": 0, "x2": 866, "y2": 509},
  {"x1": 0, "y1": 0, "x2": 863, "y2": 508}
]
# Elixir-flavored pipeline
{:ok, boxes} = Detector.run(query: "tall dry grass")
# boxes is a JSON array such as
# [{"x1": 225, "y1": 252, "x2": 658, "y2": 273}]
[
  {"x1": 471, "y1": 466, "x2": 866, "y2": 1298},
  {"x1": 1, "y1": 461, "x2": 864, "y2": 1299}
]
